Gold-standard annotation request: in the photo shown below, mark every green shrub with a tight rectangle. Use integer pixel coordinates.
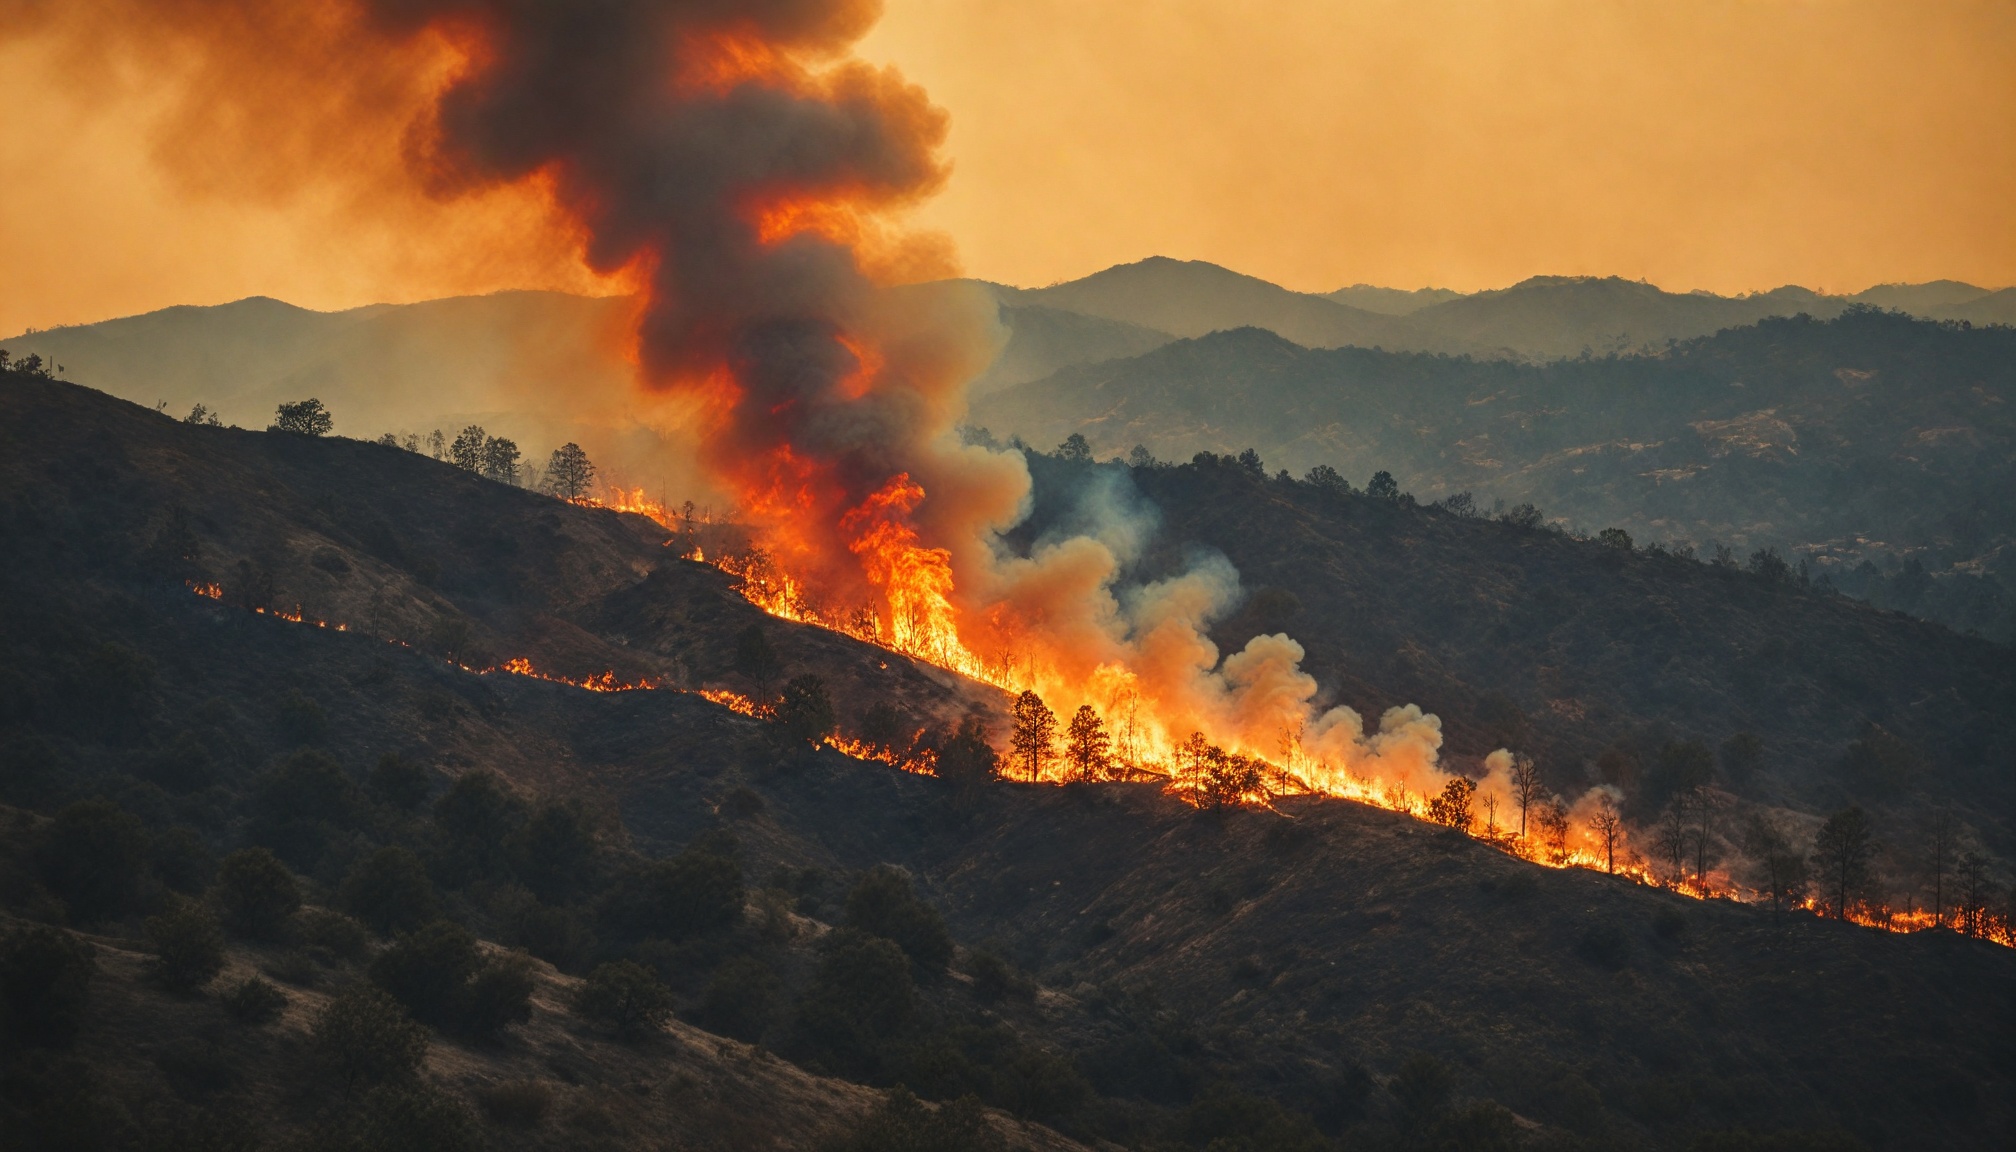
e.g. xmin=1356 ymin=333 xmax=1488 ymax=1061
xmin=144 ymin=899 xmax=227 ymax=993
xmin=368 ymin=921 xmax=478 ymax=1027
xmin=459 ymin=954 xmax=537 ymax=1040
xmin=1686 ymin=1130 xmax=1868 ymax=1152
xmin=796 ymin=930 xmax=914 ymax=1071
xmin=844 ymin=864 xmax=953 ymax=973
xmin=989 ymin=1047 xmax=1094 ymax=1129
xmin=276 ymin=690 xmax=331 ymax=746
xmin=0 ymin=925 xmax=97 ymax=1046
xmin=432 ymin=771 xmax=526 ymax=877
xmin=506 ymin=800 xmax=600 ymax=901
xmin=315 ymin=1083 xmax=479 ymax=1152
xmin=0 ymin=1056 xmax=136 ymax=1149
xmin=149 ymin=825 xmax=218 ymax=895
xmin=293 ymin=908 xmax=371 ymax=961
xmin=1181 ymin=1084 xmax=1329 ymax=1152
xmin=823 ymin=1087 xmax=1002 ymax=1152
xmin=212 ymin=847 xmax=302 ymax=939
xmin=962 ymin=950 xmax=1030 ymax=1003
xmin=473 ymin=1079 xmax=554 ymax=1128
xmin=693 ymin=955 xmax=778 ymax=1040
xmin=144 ymin=732 xmax=217 ymax=795
xmin=222 ymin=976 xmax=289 ymax=1024
xmin=367 ymin=754 xmax=430 ymax=810
xmin=511 ymin=901 xmax=595 ymax=972
xmin=341 ymin=847 xmax=439 ymax=936
xmin=38 ymin=798 xmax=148 ymax=921
xmin=1390 ymin=1052 xmax=1454 ymax=1131
xmin=573 ymin=960 xmax=674 ymax=1037
xmin=313 ymin=984 xmax=428 ymax=1090
xmin=255 ymin=748 xmax=359 ymax=826
xmin=597 ymin=848 xmax=743 ymax=945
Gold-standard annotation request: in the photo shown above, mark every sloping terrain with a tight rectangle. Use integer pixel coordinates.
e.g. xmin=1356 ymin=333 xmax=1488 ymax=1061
xmin=1 ymin=371 xmax=2012 ymax=1152
xmin=974 ymin=311 xmax=2016 ymax=642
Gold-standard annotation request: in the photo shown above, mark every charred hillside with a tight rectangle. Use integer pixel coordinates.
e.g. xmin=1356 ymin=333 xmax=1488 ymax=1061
xmin=0 ymin=371 xmax=2012 ymax=1152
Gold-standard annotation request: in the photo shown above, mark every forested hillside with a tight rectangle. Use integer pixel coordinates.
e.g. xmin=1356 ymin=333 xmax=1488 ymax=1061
xmin=975 ymin=310 xmax=2016 ymax=642
xmin=1 ymin=369 xmax=2011 ymax=1151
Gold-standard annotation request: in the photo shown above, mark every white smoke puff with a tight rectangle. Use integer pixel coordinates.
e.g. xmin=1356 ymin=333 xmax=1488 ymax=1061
xmin=1305 ymin=703 xmax=1447 ymax=799
xmin=1219 ymin=633 xmax=1321 ymax=752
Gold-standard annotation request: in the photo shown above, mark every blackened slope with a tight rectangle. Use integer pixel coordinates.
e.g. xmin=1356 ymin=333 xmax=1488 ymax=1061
xmin=0 ymin=373 xmax=995 ymax=734
xmin=906 ymin=783 xmax=2014 ymax=1152
xmin=1120 ymin=457 xmax=2016 ymax=844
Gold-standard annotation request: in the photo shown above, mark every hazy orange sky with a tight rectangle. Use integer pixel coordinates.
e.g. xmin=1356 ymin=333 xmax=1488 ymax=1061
xmin=2 ymin=0 xmax=2013 ymax=335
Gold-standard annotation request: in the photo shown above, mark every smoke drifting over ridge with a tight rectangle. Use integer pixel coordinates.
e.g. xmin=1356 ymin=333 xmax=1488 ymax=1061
xmin=4 ymin=1 xmax=1525 ymax=829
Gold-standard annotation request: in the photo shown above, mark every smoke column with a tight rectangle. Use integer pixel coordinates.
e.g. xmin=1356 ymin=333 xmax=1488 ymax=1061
xmin=1 ymin=1 xmax=1589 ymax=853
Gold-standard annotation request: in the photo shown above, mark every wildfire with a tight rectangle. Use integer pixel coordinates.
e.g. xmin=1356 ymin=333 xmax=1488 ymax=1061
xmin=576 ymin=486 xmax=681 ymax=531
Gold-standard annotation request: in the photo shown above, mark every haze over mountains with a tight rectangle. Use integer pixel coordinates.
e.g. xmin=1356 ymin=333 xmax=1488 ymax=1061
xmin=7 ymin=256 xmax=2013 ymax=643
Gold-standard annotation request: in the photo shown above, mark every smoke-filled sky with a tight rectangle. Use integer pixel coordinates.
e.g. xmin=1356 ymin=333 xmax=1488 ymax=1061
xmin=2 ymin=0 xmax=2012 ymax=335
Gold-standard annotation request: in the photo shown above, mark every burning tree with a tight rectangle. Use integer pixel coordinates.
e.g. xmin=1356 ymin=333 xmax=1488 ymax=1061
xmin=1954 ymin=852 xmax=1993 ymax=937
xmin=1744 ymin=813 xmax=1809 ymax=915
xmin=1425 ymin=777 xmax=1476 ymax=832
xmin=1589 ymin=795 xmax=1623 ymax=874
xmin=1811 ymin=806 xmax=1876 ymax=920
xmin=1537 ymin=798 xmax=1572 ymax=865
xmin=774 ymin=676 xmax=836 ymax=749
xmin=1009 ymin=691 xmax=1057 ymax=783
xmin=1198 ymin=747 xmax=1263 ymax=810
xmin=1507 ymin=753 xmax=1542 ymax=841
xmin=1064 ymin=705 xmax=1110 ymax=781
xmin=545 ymin=443 xmax=597 ymax=501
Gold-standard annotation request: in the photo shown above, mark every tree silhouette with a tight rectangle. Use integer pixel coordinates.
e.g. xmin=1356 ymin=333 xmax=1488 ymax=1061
xmin=733 ymin=625 xmax=782 ymax=704
xmin=1303 ymin=464 xmax=1350 ymax=493
xmin=935 ymin=717 xmax=1000 ymax=790
xmin=1925 ymin=808 xmax=1958 ymax=928
xmin=1365 ymin=470 xmax=1399 ymax=500
xmin=271 ymin=398 xmax=332 ymax=436
xmin=1176 ymin=731 xmax=1212 ymax=794
xmin=1055 ymin=433 xmax=1092 ymax=462
xmin=1009 ymin=691 xmax=1057 ymax=782
xmin=1537 ymin=797 xmax=1572 ymax=864
xmin=1425 ymin=777 xmax=1476 ymax=831
xmin=1744 ymin=813 xmax=1808 ymax=915
xmin=546 ymin=442 xmax=597 ymax=500
xmin=859 ymin=701 xmax=904 ymax=758
xmin=1597 ymin=527 xmax=1634 ymax=551
xmin=1507 ymin=753 xmax=1542 ymax=840
xmin=1064 ymin=705 xmax=1110 ymax=781
xmin=480 ymin=436 xmax=522 ymax=484
xmin=1811 ymin=806 xmax=1875 ymax=919
xmin=1199 ymin=747 xmax=1262 ymax=809
xmin=1589 ymin=795 xmax=1623 ymax=873
xmin=450 ymin=425 xmax=488 ymax=472
xmin=775 ymin=675 xmax=836 ymax=748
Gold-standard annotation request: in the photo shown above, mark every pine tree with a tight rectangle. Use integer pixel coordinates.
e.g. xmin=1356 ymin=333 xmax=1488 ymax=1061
xmin=546 ymin=442 xmax=597 ymax=500
xmin=1009 ymin=691 xmax=1057 ymax=782
xmin=1063 ymin=705 xmax=1110 ymax=781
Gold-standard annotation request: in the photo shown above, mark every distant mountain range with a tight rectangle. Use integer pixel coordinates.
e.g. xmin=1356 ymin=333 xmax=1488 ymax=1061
xmin=5 ymin=259 xmax=2010 ymax=641
xmin=972 ymin=311 xmax=2016 ymax=643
